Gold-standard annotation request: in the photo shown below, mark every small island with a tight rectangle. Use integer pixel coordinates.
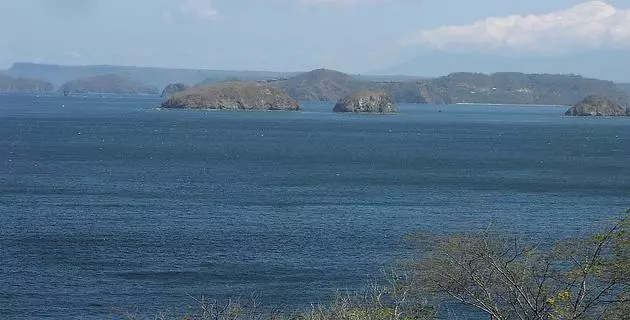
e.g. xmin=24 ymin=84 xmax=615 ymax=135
xmin=161 ymin=82 xmax=300 ymax=111
xmin=333 ymin=90 xmax=396 ymax=114
xmin=565 ymin=95 xmax=627 ymax=117
xmin=59 ymin=74 xmax=159 ymax=95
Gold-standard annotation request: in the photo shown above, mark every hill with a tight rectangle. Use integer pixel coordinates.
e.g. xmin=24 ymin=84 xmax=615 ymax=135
xmin=618 ymin=83 xmax=630 ymax=95
xmin=0 ymin=74 xmax=53 ymax=93
xmin=433 ymin=72 xmax=629 ymax=105
xmin=272 ymin=69 xmax=364 ymax=102
xmin=380 ymin=49 xmax=630 ymax=83
xmin=272 ymin=69 xmax=626 ymax=105
xmin=365 ymin=81 xmax=451 ymax=104
xmin=6 ymin=63 xmax=297 ymax=88
xmin=271 ymin=69 xmax=447 ymax=103
xmin=58 ymin=74 xmax=159 ymax=95
xmin=162 ymin=82 xmax=300 ymax=111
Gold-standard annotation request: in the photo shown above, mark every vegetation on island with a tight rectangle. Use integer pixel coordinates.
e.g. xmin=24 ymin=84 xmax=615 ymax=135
xmin=269 ymin=69 xmax=448 ymax=104
xmin=0 ymin=74 xmax=53 ymax=93
xmin=162 ymin=82 xmax=190 ymax=97
xmin=123 ymin=210 xmax=629 ymax=320
xmin=566 ymin=95 xmax=628 ymax=116
xmin=58 ymin=74 xmax=159 ymax=95
xmin=270 ymin=69 xmax=628 ymax=106
xmin=161 ymin=82 xmax=300 ymax=111
xmin=435 ymin=72 xmax=629 ymax=106
xmin=333 ymin=90 xmax=396 ymax=114
xmin=4 ymin=63 xmax=630 ymax=107
xmin=273 ymin=69 xmax=363 ymax=102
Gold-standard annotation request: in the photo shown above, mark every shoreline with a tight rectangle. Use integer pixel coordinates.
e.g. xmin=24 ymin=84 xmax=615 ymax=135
xmin=455 ymin=102 xmax=568 ymax=107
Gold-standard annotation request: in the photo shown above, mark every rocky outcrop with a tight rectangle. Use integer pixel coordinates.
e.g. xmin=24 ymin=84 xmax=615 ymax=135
xmin=59 ymin=74 xmax=159 ymax=95
xmin=333 ymin=90 xmax=396 ymax=114
xmin=161 ymin=83 xmax=189 ymax=97
xmin=565 ymin=95 xmax=627 ymax=116
xmin=161 ymin=82 xmax=300 ymax=111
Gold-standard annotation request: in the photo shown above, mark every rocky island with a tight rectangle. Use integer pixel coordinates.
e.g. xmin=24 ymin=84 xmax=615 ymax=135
xmin=333 ymin=90 xmax=396 ymax=114
xmin=565 ymin=95 xmax=627 ymax=116
xmin=161 ymin=82 xmax=300 ymax=111
xmin=59 ymin=74 xmax=159 ymax=95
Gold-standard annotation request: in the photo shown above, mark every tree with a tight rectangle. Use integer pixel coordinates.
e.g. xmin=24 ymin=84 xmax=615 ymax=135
xmin=404 ymin=210 xmax=630 ymax=320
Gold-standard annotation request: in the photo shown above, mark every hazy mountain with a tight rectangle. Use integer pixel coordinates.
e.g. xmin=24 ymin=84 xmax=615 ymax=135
xmin=6 ymin=63 xmax=297 ymax=89
xmin=618 ymin=83 xmax=630 ymax=95
xmin=272 ymin=69 xmax=627 ymax=106
xmin=380 ymin=50 xmax=630 ymax=83
xmin=0 ymin=74 xmax=53 ymax=93
xmin=272 ymin=69 xmax=364 ymax=102
xmin=58 ymin=74 xmax=159 ymax=95
xmin=432 ymin=72 xmax=629 ymax=106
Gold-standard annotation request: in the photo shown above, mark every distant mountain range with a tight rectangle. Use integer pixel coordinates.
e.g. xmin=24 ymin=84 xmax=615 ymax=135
xmin=2 ymin=62 xmax=630 ymax=106
xmin=268 ymin=69 xmax=449 ymax=104
xmin=271 ymin=69 xmax=629 ymax=106
xmin=380 ymin=50 xmax=630 ymax=84
xmin=58 ymin=74 xmax=159 ymax=95
xmin=4 ymin=63 xmax=297 ymax=89
xmin=0 ymin=74 xmax=53 ymax=93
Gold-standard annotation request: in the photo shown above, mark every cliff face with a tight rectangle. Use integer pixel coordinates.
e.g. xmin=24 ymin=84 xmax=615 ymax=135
xmin=565 ymin=95 xmax=627 ymax=116
xmin=333 ymin=90 xmax=396 ymax=114
xmin=0 ymin=75 xmax=53 ymax=93
xmin=58 ymin=74 xmax=159 ymax=94
xmin=161 ymin=82 xmax=300 ymax=111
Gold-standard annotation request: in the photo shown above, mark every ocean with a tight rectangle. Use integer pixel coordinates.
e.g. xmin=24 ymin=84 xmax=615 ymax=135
xmin=1 ymin=94 xmax=628 ymax=319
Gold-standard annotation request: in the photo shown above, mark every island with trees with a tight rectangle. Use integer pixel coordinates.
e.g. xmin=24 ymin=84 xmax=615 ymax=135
xmin=161 ymin=82 xmax=300 ymax=111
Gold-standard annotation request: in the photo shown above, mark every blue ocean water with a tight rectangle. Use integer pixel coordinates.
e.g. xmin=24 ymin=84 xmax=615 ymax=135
xmin=0 ymin=94 xmax=628 ymax=319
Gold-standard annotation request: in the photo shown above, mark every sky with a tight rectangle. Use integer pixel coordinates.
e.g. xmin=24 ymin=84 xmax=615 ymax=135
xmin=1 ymin=0 xmax=629 ymax=74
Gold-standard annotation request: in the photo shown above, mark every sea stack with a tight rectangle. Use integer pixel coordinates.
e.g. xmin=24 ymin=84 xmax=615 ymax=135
xmin=565 ymin=95 xmax=627 ymax=117
xmin=161 ymin=82 xmax=300 ymax=111
xmin=333 ymin=90 xmax=396 ymax=114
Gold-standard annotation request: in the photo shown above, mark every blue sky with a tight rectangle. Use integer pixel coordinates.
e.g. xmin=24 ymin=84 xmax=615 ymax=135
xmin=1 ymin=0 xmax=629 ymax=73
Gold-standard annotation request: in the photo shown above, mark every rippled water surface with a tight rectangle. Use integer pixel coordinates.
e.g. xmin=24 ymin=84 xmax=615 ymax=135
xmin=1 ymin=94 xmax=628 ymax=319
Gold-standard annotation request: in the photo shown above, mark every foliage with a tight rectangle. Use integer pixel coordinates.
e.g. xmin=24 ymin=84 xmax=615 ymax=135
xmin=433 ymin=72 xmax=629 ymax=106
xmin=121 ymin=210 xmax=629 ymax=320
xmin=404 ymin=210 xmax=630 ymax=320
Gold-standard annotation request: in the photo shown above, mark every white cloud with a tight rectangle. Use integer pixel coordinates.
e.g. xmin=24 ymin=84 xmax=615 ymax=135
xmin=406 ymin=1 xmax=630 ymax=52
xmin=163 ymin=0 xmax=218 ymax=23
xmin=299 ymin=0 xmax=386 ymax=7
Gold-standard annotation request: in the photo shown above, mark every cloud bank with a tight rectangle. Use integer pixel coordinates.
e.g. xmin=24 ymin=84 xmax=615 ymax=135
xmin=164 ymin=0 xmax=218 ymax=22
xmin=299 ymin=0 xmax=386 ymax=6
xmin=407 ymin=1 xmax=630 ymax=52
